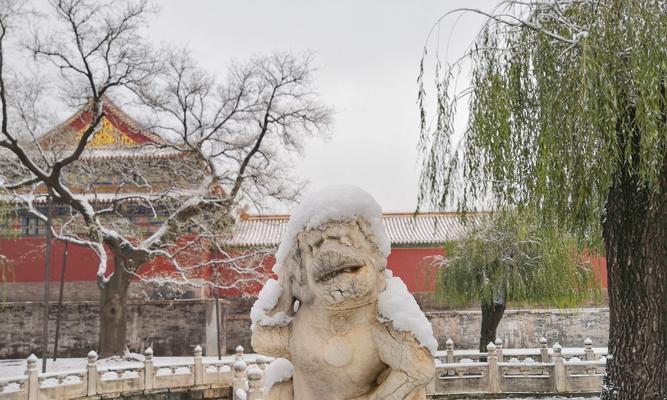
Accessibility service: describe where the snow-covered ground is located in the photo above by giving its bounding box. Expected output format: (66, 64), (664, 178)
(0, 354), (256, 379)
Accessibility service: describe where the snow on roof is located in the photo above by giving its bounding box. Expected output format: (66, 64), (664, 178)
(79, 147), (182, 160)
(229, 211), (489, 248)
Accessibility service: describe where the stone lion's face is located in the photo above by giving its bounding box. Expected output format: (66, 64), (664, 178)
(298, 220), (384, 306)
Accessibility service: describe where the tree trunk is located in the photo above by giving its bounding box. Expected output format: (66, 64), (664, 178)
(479, 299), (506, 353)
(600, 153), (666, 399)
(98, 257), (133, 357)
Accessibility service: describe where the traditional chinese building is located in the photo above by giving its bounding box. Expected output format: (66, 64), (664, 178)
(0, 99), (609, 304)
(0, 98), (209, 301)
(1, 98), (186, 237)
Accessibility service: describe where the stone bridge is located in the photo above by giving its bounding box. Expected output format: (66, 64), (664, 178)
(0, 337), (607, 400)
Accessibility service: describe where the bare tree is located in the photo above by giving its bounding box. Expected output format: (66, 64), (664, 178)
(0, 0), (331, 356)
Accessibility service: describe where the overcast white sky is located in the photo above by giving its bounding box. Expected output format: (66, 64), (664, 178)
(149, 1), (497, 213)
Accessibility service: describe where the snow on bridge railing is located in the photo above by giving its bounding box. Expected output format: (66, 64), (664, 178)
(435, 336), (608, 364)
(0, 345), (270, 400)
(0, 338), (607, 399)
(431, 337), (608, 395)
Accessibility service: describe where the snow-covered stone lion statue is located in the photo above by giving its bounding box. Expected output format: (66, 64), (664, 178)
(250, 185), (437, 400)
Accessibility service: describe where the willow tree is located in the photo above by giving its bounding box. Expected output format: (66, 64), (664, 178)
(418, 1), (666, 398)
(439, 212), (598, 353)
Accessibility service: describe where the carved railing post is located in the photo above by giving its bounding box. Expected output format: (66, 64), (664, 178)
(583, 337), (595, 360)
(25, 354), (38, 400)
(144, 347), (154, 390)
(445, 338), (454, 364)
(486, 342), (500, 393)
(247, 367), (263, 400)
(583, 337), (597, 375)
(233, 360), (247, 400)
(552, 343), (567, 393)
(539, 337), (549, 362)
(235, 345), (245, 362)
(86, 350), (98, 396)
(494, 338), (503, 362)
(444, 338), (455, 376)
(194, 345), (204, 385)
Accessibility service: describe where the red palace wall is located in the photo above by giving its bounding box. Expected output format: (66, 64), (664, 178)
(0, 237), (608, 298)
(386, 247), (444, 292)
(211, 247), (447, 297)
(0, 238), (106, 283)
(591, 253), (608, 290)
(0, 237), (212, 285)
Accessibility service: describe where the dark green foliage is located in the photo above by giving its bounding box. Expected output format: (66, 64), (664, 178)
(438, 211), (599, 308)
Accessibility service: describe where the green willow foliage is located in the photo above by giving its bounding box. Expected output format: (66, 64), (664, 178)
(418, 1), (667, 239)
(438, 212), (599, 307)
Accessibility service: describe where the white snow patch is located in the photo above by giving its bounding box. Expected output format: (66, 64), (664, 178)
(102, 352), (145, 363)
(0, 380), (22, 393)
(101, 370), (140, 380)
(250, 279), (293, 329)
(273, 185), (390, 274)
(235, 388), (247, 400)
(377, 270), (439, 356)
(264, 358), (293, 392)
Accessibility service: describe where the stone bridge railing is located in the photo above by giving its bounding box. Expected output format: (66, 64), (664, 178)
(0, 338), (607, 399)
(0, 345), (267, 400)
(431, 337), (607, 395)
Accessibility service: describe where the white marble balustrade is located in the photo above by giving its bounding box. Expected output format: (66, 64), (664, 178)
(0, 338), (607, 399)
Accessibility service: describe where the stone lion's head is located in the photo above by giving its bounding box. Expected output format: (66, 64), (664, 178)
(279, 217), (387, 307)
(265, 185), (391, 314)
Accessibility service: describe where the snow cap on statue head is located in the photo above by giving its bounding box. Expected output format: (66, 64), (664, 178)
(273, 185), (391, 296)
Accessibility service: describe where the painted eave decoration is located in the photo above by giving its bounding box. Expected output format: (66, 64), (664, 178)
(38, 97), (177, 160)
